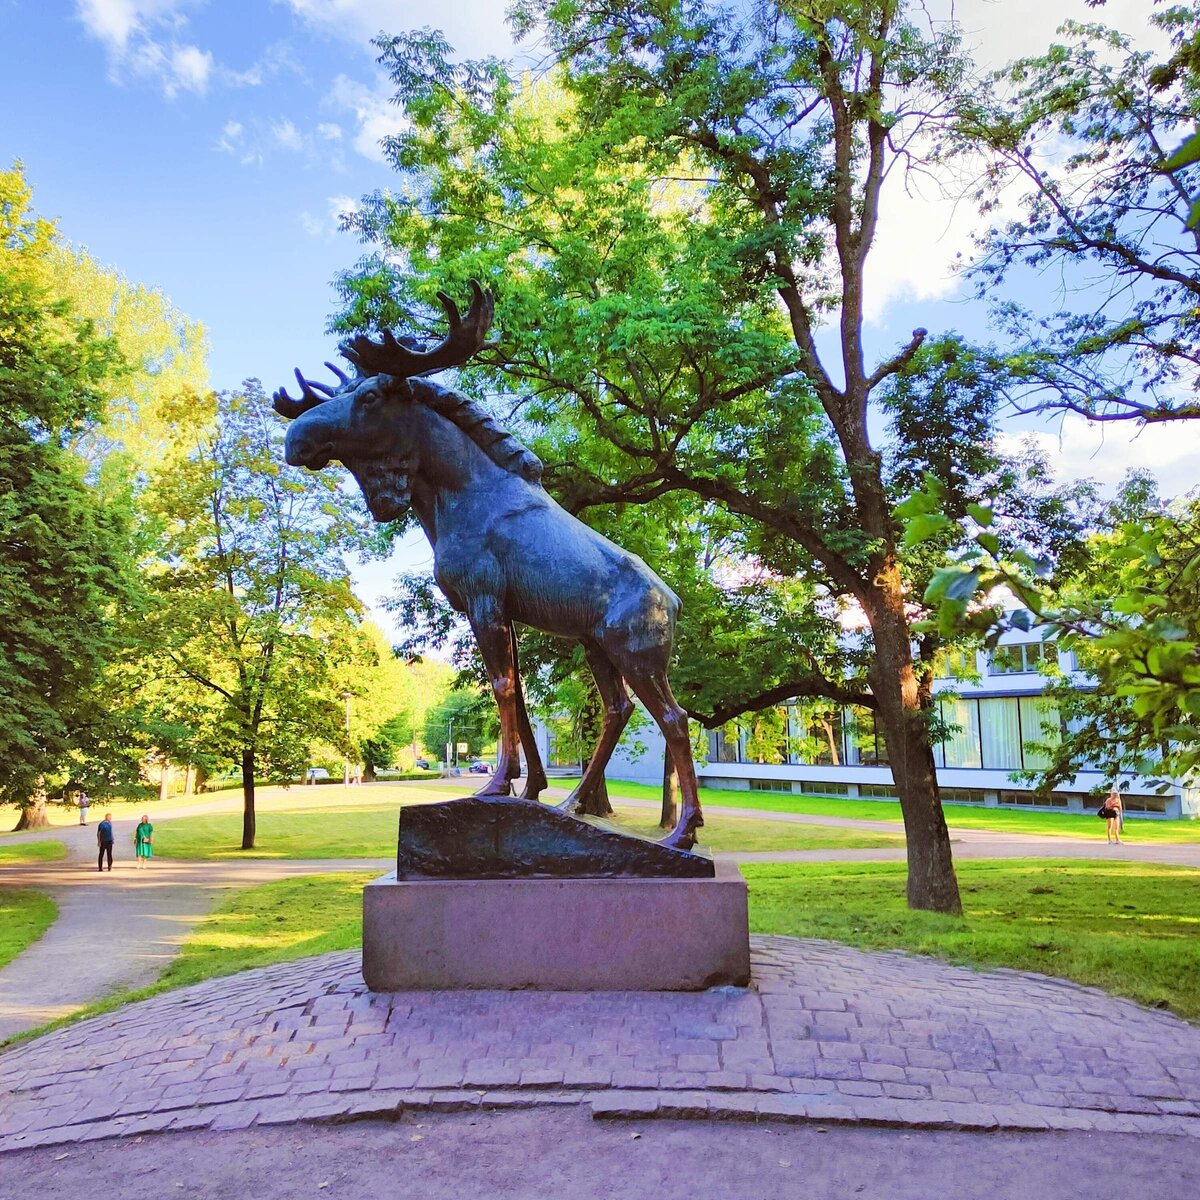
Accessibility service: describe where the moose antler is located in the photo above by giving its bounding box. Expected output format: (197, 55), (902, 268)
(341, 280), (494, 378)
(273, 362), (352, 420)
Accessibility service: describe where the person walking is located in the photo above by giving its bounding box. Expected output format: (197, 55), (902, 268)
(97, 813), (115, 872)
(1101, 788), (1124, 845)
(134, 815), (154, 869)
(77, 790), (89, 826)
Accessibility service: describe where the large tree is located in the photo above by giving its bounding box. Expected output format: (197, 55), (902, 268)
(139, 384), (373, 848)
(333, 2), (1050, 911)
(0, 166), (140, 827)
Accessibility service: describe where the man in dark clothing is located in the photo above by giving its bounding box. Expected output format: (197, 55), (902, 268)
(97, 813), (114, 872)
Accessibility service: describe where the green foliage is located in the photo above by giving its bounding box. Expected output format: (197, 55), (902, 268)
(421, 687), (497, 760)
(0, 165), (144, 808)
(129, 385), (377, 840)
(956, 3), (1200, 420)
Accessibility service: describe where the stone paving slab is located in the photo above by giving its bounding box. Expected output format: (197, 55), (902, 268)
(1, 936), (1199, 1151)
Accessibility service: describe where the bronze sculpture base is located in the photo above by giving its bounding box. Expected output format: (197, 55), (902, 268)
(396, 797), (714, 880)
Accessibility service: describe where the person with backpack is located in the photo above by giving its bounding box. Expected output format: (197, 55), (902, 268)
(97, 813), (115, 871)
(1099, 789), (1124, 845)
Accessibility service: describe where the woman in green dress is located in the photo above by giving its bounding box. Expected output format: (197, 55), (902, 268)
(134, 815), (154, 869)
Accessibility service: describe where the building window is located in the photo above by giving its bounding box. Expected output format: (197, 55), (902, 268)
(1018, 697), (1061, 769)
(937, 648), (978, 680)
(937, 698), (982, 769)
(939, 788), (986, 804)
(858, 783), (896, 799)
(800, 781), (849, 796)
(999, 790), (1070, 808)
(988, 642), (1057, 675)
(1122, 794), (1171, 814)
(749, 779), (792, 793)
(980, 697), (1023, 769)
(844, 707), (889, 766)
(709, 728), (743, 764)
(789, 706), (844, 766)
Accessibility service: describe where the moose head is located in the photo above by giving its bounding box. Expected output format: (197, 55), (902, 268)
(273, 282), (496, 520)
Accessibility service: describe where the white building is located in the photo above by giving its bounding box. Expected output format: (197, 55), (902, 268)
(533, 623), (1200, 820)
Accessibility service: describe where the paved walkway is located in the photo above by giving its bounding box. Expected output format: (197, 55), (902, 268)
(0, 849), (386, 1041)
(1, 938), (1198, 1152)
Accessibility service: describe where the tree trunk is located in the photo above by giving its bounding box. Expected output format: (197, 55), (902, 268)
(240, 747), (256, 850)
(576, 777), (614, 817)
(660, 752), (679, 830)
(869, 604), (962, 915)
(184, 764), (195, 796)
(158, 761), (171, 803)
(13, 781), (51, 831)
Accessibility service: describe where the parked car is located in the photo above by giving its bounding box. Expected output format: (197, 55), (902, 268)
(415, 758), (430, 770)
(468, 760), (491, 775)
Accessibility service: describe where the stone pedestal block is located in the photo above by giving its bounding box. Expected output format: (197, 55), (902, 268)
(362, 861), (750, 992)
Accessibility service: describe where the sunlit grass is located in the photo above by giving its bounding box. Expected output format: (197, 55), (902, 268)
(745, 858), (1200, 1020)
(156, 873), (367, 985)
(597, 779), (1200, 843)
(0, 841), (66, 865)
(149, 798), (903, 859)
(0, 888), (57, 971)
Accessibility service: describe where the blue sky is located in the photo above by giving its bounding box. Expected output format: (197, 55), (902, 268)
(2, 0), (1187, 630)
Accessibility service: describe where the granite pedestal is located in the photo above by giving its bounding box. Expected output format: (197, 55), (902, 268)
(361, 860), (751, 991)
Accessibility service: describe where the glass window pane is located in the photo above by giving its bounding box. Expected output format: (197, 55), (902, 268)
(1019, 697), (1060, 770)
(980, 697), (1022, 769)
(940, 699), (982, 768)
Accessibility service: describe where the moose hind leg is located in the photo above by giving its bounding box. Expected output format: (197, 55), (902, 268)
(556, 643), (633, 817)
(467, 606), (520, 799)
(624, 670), (703, 850)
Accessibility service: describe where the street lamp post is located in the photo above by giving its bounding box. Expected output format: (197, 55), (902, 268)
(343, 691), (352, 787)
(446, 717), (455, 773)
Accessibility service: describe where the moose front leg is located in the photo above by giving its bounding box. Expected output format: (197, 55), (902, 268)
(468, 604), (522, 799)
(510, 625), (549, 801)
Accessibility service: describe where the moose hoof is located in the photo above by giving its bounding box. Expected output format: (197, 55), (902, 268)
(659, 814), (703, 852)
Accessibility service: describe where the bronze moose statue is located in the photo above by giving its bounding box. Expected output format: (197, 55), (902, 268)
(274, 283), (703, 849)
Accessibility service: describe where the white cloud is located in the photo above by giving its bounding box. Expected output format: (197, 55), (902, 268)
(998, 415), (1200, 500)
(299, 193), (360, 240)
(329, 74), (403, 162)
(217, 115), (346, 169)
(277, 0), (514, 58)
(271, 118), (305, 151)
(938, 0), (1170, 73)
(75, 0), (215, 98)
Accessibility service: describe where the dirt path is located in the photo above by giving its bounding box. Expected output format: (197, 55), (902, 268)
(2, 1110), (1196, 1200)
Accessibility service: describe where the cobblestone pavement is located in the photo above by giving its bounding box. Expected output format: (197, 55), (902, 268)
(2, 937), (1198, 1151)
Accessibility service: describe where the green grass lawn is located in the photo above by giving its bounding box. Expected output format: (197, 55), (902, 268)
(0, 887), (57, 971)
(149, 799), (903, 859)
(598, 779), (1200, 843)
(0, 841), (66, 865)
(124, 858), (1200, 1022)
(746, 858), (1200, 1019)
